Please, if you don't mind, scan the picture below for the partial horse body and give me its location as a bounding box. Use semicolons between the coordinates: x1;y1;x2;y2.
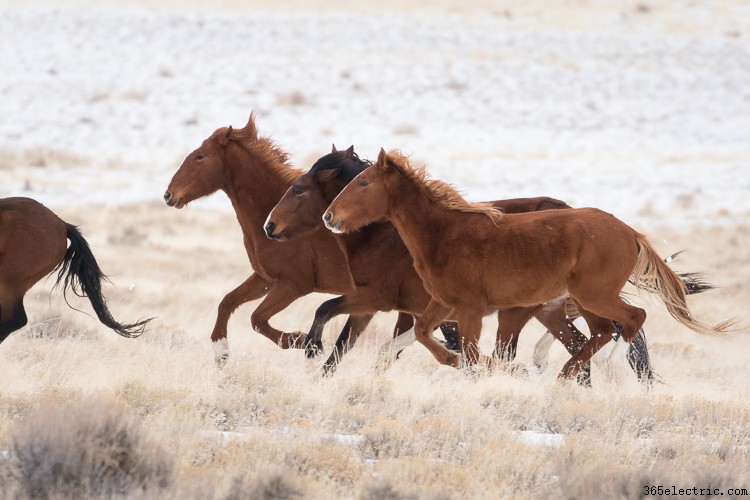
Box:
164;114;411;363
0;197;149;343
323;150;734;380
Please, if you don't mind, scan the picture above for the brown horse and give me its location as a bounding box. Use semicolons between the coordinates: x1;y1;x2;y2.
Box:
266;147;628;383
0;197;149;343
323;150;735;379
164;114;417;363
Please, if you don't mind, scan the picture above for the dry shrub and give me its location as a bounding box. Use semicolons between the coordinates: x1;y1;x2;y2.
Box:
3;397;172;499
224;471;302;500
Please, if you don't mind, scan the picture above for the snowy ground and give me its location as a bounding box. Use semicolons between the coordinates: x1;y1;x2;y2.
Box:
2;1;749;230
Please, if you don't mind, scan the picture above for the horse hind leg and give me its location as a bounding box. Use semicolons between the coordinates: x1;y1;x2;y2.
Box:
0;297;28;344
626;328;655;386
534;303;592;387
559;298;646;381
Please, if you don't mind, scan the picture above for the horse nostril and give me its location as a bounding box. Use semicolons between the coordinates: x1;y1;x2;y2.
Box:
323;211;333;223
164;191;172;202
264;221;276;238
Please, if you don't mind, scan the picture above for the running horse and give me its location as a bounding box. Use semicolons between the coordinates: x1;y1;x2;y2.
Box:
0;197;149;344
323;150;735;379
163;114;418;363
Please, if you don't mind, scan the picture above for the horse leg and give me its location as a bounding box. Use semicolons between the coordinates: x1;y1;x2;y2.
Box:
494;306;540;361
0;297;28;344
414;299;456;367
531;331;556;373
393;312;415;338
210;273;271;365
454;308;484;367
375;313;418;373
558;311;615;381
321;314;374;376
304;289;389;358
438;321;461;352
250;284;308;349
627;328;655;386
534;303;592;387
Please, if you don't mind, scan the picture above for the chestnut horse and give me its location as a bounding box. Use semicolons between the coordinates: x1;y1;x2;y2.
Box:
0;197;149;343
266;147;645;383
164;114;415;363
324;150;734;379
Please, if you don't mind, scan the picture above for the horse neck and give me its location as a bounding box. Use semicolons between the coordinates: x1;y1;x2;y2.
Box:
386;175;455;268
222;142;295;238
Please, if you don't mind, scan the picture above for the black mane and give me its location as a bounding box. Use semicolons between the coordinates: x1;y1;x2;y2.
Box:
308;149;371;181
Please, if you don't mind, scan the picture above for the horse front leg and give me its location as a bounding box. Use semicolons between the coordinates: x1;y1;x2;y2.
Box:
250;283;307;349
414;299;456;367
210;273;270;365
321;314;374;376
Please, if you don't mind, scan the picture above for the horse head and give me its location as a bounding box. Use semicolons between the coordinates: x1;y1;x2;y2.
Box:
264;145;368;240
323;148;393;234
164;114;259;209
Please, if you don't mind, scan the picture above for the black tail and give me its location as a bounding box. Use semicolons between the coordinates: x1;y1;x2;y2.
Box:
54;224;150;338
628;250;715;296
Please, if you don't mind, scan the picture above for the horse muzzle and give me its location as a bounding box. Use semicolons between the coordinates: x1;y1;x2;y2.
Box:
264;221;281;240
163;191;185;209
322;211;344;233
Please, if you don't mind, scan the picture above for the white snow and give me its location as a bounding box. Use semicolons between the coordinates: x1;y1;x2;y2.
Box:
1;4;748;229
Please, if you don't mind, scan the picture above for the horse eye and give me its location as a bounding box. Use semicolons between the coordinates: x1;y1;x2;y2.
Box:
293;187;303;196
196;154;204;161
359;180;369;187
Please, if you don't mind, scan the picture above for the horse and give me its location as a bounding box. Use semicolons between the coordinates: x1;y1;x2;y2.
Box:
323;150;735;379
265;146;600;380
0;197;149;344
163;113;417;364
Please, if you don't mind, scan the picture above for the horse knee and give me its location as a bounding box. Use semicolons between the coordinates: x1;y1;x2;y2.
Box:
621;307;647;342
250;310;267;332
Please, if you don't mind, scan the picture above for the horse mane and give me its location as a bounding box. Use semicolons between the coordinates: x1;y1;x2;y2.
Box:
213;124;300;185
310;150;371;181
386;151;503;224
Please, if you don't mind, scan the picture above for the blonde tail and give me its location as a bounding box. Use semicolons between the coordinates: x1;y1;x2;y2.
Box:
632;234;735;335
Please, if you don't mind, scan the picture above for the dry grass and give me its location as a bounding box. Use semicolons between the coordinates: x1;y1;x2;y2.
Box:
1;204;748;498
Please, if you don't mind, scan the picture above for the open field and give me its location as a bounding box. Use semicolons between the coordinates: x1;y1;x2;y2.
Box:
1;0;749;498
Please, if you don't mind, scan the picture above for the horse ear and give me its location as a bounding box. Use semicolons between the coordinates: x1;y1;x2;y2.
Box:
244;112;258;139
345;145;355;157
219;126;233;146
315;167;342;183
331;144;338;153
376;148;388;168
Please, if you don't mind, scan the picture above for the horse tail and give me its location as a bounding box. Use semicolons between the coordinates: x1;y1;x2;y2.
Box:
54;224;150;338
628;249;715;296
631;234;735;336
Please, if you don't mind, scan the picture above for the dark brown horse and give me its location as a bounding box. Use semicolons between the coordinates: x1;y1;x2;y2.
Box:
0;197;149;343
265;147;642;383
164;114;416;363
323;150;735;379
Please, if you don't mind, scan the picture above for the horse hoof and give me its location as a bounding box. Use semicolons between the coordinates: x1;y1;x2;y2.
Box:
304;339;324;358
321;363;336;377
212;338;229;367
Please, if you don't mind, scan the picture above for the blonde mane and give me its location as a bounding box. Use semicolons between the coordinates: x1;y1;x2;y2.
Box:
386;151;503;224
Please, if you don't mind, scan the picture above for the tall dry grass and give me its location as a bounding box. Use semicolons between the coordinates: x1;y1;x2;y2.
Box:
1;205;748;498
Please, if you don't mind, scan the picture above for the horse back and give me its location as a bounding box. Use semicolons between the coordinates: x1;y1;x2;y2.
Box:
490;196;571;213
